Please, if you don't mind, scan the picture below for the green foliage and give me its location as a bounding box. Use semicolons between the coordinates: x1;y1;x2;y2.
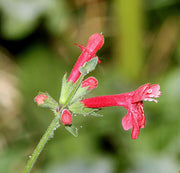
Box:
0;0;180;172
0;0;70;39
59;74;74;105
79;57;99;75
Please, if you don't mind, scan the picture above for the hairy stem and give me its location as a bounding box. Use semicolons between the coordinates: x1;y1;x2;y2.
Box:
24;115;60;173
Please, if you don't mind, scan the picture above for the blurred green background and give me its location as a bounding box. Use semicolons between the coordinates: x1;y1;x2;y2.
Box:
0;0;180;172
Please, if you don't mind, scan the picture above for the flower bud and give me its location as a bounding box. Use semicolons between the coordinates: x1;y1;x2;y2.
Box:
34;94;48;105
82;77;98;89
68;33;104;83
61;109;72;125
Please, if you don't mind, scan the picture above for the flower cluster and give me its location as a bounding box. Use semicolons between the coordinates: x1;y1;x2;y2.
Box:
34;33;161;139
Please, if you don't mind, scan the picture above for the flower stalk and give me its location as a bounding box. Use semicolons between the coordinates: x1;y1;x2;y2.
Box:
24;114;60;173
25;33;104;172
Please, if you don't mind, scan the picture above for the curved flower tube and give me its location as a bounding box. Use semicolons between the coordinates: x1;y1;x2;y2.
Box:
81;83;161;139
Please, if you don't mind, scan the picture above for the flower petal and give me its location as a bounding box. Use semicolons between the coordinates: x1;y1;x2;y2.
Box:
122;110;133;130
149;84;161;98
131;125;140;140
122;102;145;139
131;83;150;103
132;83;161;103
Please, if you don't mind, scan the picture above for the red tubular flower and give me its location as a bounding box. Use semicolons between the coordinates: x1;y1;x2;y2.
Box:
68;33;104;83
81;83;161;139
61;109;72;125
82;77;98;89
34;94;48;105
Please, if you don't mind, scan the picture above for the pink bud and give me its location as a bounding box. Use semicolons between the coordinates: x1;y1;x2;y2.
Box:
61;109;72;125
35;94;48;105
82;77;98;89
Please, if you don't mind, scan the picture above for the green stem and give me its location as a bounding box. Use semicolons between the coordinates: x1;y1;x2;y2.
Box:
24;115;60;173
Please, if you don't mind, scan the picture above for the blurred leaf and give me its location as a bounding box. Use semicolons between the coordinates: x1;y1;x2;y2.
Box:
44;0;70;35
0;0;42;39
0;0;70;39
145;0;178;10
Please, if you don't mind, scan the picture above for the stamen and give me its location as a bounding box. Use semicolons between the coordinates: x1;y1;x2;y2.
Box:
147;89;152;93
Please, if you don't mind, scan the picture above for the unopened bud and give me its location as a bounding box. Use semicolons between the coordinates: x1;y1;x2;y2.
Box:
61;109;72;125
34;94;48;105
82;77;98;89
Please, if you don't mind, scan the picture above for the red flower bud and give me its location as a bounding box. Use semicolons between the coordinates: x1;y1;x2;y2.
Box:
61;109;72;125
82;77;98;89
35;94;48;105
68;33;104;83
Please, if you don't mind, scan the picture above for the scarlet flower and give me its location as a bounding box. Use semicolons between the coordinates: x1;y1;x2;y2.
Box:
34;94;48;105
61;109;72;125
68;33;104;83
81;83;161;139
82;77;98;89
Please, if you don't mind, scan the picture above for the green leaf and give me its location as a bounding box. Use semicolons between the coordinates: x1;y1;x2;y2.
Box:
59;73;73;105
88;112;103;117
79;67;87;75
69;101;103;117
79;57;98;75
70;85;89;104
83;108;103;117
69;101;84;115
65;125;78;137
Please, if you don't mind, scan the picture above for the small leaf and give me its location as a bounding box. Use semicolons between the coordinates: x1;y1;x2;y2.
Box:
65;125;78;137
69;101;102;117
70;85;89;104
69;101;84;114
79;57;98;75
89;112;103;117
83;108;103;117
59;73;74;104
84;57;98;72
79;67;87;75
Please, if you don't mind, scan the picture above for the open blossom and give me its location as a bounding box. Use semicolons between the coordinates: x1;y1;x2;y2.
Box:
68;33;104;83
82;77;98;89
81;83;161;139
34;94;48;105
61;109;72;125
